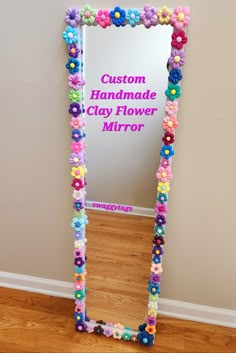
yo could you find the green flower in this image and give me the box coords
[69,90,81,103]
[122,332,131,341]
[81,5,96,25]
[74,290,85,300]
[165,84,181,101]
[154,225,165,236]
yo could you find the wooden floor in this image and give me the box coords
[0,288,236,352]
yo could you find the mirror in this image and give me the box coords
[84,25,172,329]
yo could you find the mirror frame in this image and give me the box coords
[62,4,190,347]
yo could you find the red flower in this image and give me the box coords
[171,31,188,50]
[71,178,85,190]
[162,132,175,145]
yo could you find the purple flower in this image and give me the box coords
[150,273,161,284]
[168,49,185,69]
[152,246,164,257]
[69,153,85,167]
[73,200,84,212]
[74,257,85,267]
[104,328,113,337]
[65,8,80,27]
[69,103,82,117]
[140,5,158,28]
[68,44,80,58]
[155,214,166,226]
[160,158,170,168]
[87,326,94,333]
[75,321,87,332]
[146,316,157,326]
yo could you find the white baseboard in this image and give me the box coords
[86,200,154,217]
[0,271,235,328]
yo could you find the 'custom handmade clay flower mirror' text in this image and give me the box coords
[62,4,190,347]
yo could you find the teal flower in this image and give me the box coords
[157,194,168,204]
[165,84,181,101]
[154,225,165,236]
[126,9,140,27]
[122,331,131,341]
[62,26,78,45]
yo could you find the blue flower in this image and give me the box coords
[75,266,85,274]
[153,255,161,264]
[160,145,174,159]
[137,331,154,346]
[148,282,160,295]
[66,58,80,74]
[126,9,140,27]
[62,26,78,45]
[71,217,82,231]
[74,312,84,322]
[110,6,126,27]
[168,69,183,84]
[72,129,85,142]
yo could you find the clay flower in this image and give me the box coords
[87,326,94,333]
[138,331,154,346]
[71,178,85,190]
[140,5,158,28]
[158,182,170,194]
[70,117,85,130]
[154,225,166,236]
[62,26,78,45]
[160,158,170,168]
[146,316,157,326]
[71,141,84,154]
[157,193,168,204]
[131,334,138,342]
[68,44,79,58]
[69,103,82,117]
[165,84,181,101]
[168,49,185,69]
[154,235,165,246]
[156,166,173,182]
[122,332,131,341]
[74,290,85,300]
[151,263,163,275]
[96,9,111,28]
[71,166,85,179]
[160,145,175,159]
[155,215,166,227]
[158,6,172,25]
[94,325,104,335]
[114,323,124,330]
[165,101,179,115]
[104,328,113,337]
[73,189,85,200]
[65,8,80,27]
[148,282,160,295]
[70,153,85,167]
[145,325,156,335]
[72,129,85,142]
[169,69,183,85]
[73,200,84,211]
[163,116,179,133]
[162,132,175,146]
[113,328,123,339]
[110,6,126,27]
[170,6,190,30]
[68,74,85,90]
[150,273,161,284]
[75,304,83,313]
[76,321,87,332]
[171,30,188,49]
[73,249,83,257]
[81,5,96,25]
[69,90,81,103]
[66,58,80,74]
[126,9,140,27]
[155,203,168,214]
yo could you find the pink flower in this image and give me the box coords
[96,9,111,28]
[155,202,168,214]
[74,282,84,290]
[70,117,85,129]
[151,263,163,275]
[73,189,86,200]
[71,141,84,154]
[162,116,179,133]
[68,74,85,90]
[165,101,179,116]
[75,305,83,313]
[170,6,190,30]
[156,167,173,182]
[160,158,170,168]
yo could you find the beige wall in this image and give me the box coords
[0,0,235,310]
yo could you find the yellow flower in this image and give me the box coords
[158,6,172,25]
[145,325,156,335]
[158,182,170,194]
[71,166,85,179]
[148,309,157,317]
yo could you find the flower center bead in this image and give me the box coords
[73,94,77,98]
[73,107,77,112]
[168,121,173,127]
[146,11,153,19]
[130,13,135,19]
[162,11,167,17]
[167,137,171,141]
[165,150,170,155]
[171,89,176,95]
[74,158,79,163]
[176,36,182,43]
[75,170,80,175]
[101,14,106,20]
[143,338,148,344]
[68,32,73,38]
[161,172,167,178]
[70,63,75,68]
[161,186,166,190]
[85,11,91,18]
[115,12,121,18]
[70,12,76,20]
[71,48,76,53]
[174,55,181,63]
[170,105,174,110]
[177,12,185,21]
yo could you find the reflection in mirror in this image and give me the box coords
[84,25,172,329]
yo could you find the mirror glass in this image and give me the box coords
[84,24,172,329]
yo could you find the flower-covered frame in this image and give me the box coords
[62,4,190,347]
